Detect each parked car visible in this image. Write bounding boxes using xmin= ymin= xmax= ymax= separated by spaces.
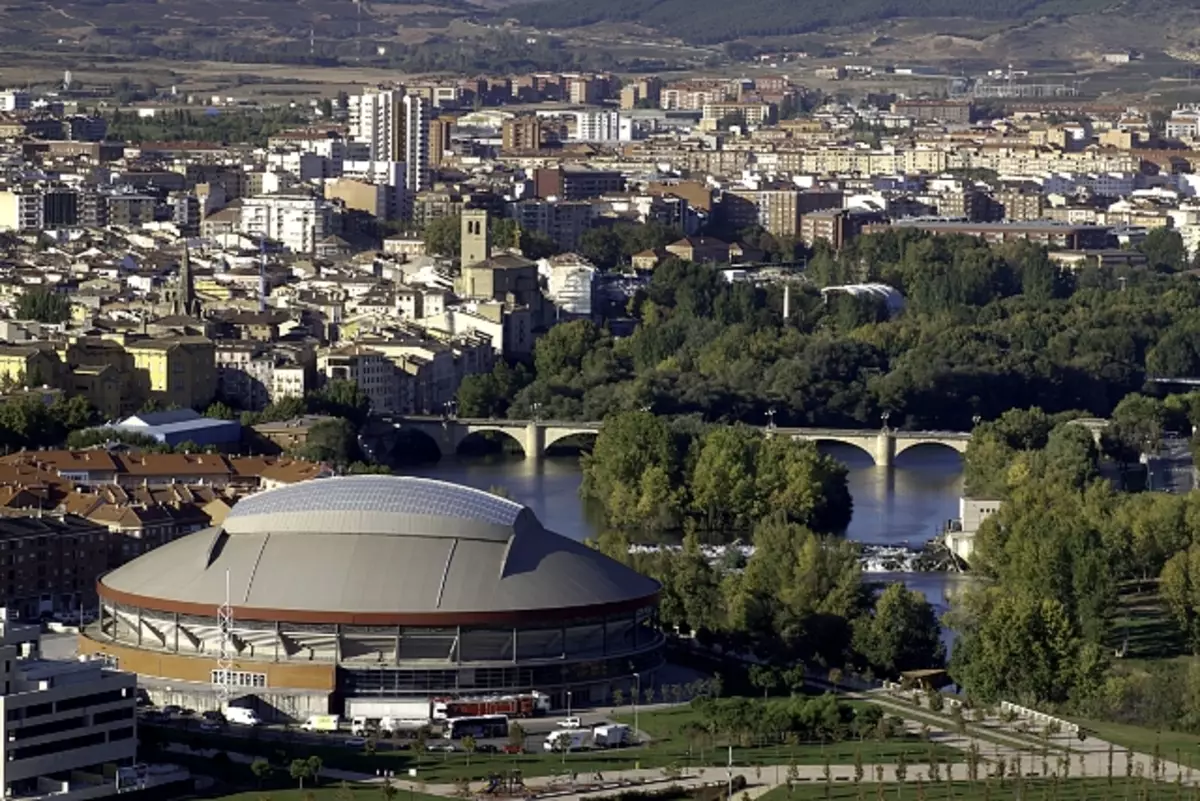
xmin=476 ymin=744 xmax=499 ymax=754
xmin=343 ymin=737 xmax=367 ymax=749
xmin=426 ymin=742 xmax=456 ymax=752
xmin=162 ymin=705 xmax=182 ymax=718
xmin=502 ymin=744 xmax=524 ymax=755
xmin=558 ymin=717 xmax=582 ymax=729
xmin=201 ymin=711 xmax=223 ymax=723
xmin=199 ymin=721 xmax=222 ymax=733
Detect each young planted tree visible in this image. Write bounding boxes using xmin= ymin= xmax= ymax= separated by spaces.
xmin=462 ymin=735 xmax=477 ymax=766
xmin=251 ymin=758 xmax=273 ymax=788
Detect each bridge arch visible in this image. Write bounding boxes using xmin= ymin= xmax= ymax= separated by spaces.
xmin=805 ymin=437 xmax=880 ymax=467
xmin=544 ymin=428 xmax=600 ymax=453
xmin=456 ymin=427 xmax=528 ymax=458
xmin=893 ymin=439 xmax=968 ymax=462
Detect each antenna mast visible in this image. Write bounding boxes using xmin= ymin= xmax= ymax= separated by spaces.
xmin=215 ymin=568 xmax=233 ymax=706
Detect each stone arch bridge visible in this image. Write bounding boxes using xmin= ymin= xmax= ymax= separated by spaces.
xmin=378 ymin=417 xmax=971 ymax=468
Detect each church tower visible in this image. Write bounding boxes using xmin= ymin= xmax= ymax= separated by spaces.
xmin=460 ymin=208 xmax=490 ymax=267
xmin=171 ymin=243 xmax=200 ymax=317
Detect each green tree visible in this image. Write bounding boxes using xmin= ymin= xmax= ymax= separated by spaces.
xmin=308 ymin=379 xmax=371 ymax=424
xmin=15 ymin=288 xmax=71 ymax=323
xmin=1139 ymin=227 xmax=1188 ymax=272
xmin=295 ymin=418 xmax=360 ymax=465
xmin=581 ymin=410 xmax=685 ymax=529
xmin=289 ymin=758 xmax=312 ymax=789
xmin=852 ymin=583 xmax=946 ymax=675
xmin=1161 ymin=543 xmax=1200 ymax=652
xmin=251 ymin=757 xmax=273 ymax=787
xmin=508 ymin=722 xmax=526 ymax=752
xmin=424 ymin=215 xmax=462 ymax=258
xmin=462 ymin=735 xmax=477 ymax=765
xmin=204 ymin=401 xmax=235 ymax=419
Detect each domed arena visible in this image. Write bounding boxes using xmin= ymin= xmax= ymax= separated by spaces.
xmin=80 ymin=476 xmax=663 ymax=720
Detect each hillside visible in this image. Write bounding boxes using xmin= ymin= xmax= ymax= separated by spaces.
xmin=508 ymin=0 xmax=1177 ymax=45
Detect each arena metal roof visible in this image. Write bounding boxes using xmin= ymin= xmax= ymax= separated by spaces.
xmin=99 ymin=476 xmax=660 ymax=625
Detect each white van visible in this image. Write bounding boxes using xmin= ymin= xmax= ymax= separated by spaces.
xmin=222 ymin=706 xmax=261 ymax=726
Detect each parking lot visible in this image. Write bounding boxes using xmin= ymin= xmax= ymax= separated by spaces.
xmin=139 ymin=706 xmax=626 ymax=756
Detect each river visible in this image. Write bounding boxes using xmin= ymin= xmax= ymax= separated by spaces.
xmin=400 ymin=443 xmax=970 ymax=647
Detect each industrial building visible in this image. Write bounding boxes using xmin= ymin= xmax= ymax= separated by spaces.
xmin=80 ymin=476 xmax=663 ymax=721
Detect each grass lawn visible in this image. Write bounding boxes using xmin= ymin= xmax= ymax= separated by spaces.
xmin=1071 ymin=719 xmax=1200 ymax=771
xmin=1107 ymin=582 xmax=1186 ymax=660
xmin=756 ymin=779 xmax=1199 ymax=801
xmin=611 ymin=707 xmax=961 ymax=768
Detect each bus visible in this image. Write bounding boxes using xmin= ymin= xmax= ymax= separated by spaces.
xmin=444 ymin=714 xmax=509 ymax=740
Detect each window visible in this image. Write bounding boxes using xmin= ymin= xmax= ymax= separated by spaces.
xmin=210 ymin=670 xmax=267 ymax=689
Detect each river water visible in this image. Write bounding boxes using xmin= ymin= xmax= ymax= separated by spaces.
xmin=400 ymin=443 xmax=971 ymax=644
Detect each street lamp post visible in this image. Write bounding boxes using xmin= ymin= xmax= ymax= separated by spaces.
xmin=766 ymin=407 xmax=777 ymax=431
xmin=881 ymin=411 xmax=891 ymax=432
xmin=972 ymin=414 xmax=981 ymax=428
xmin=567 ymin=690 xmax=573 ymax=720
xmin=532 ymin=402 xmax=543 ymax=422
xmin=632 ymin=672 xmax=641 ymax=744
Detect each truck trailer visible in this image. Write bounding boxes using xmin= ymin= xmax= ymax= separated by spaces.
xmin=433 ymin=692 xmax=549 ymax=720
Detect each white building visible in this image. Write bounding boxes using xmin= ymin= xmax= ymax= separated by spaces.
xmin=240 ymin=194 xmax=333 ymax=254
xmin=0 ymin=90 xmax=31 ymax=113
xmin=541 ymin=254 xmax=596 ymax=318
xmin=1037 ymin=172 xmax=1139 ymax=198
xmin=943 ymin=497 xmax=1001 ymax=565
xmin=349 ymin=90 xmax=430 ymax=196
xmin=401 ymin=94 xmax=431 ymax=195
xmin=572 ymin=110 xmax=623 ymax=142
xmin=266 ymin=151 xmax=331 ymax=182
xmin=0 ymin=610 xmax=142 ymax=801
xmin=1166 ymin=105 xmax=1200 ymax=139
xmin=350 ymin=89 xmax=401 ymax=161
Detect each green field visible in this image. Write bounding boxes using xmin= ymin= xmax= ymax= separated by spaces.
xmin=610 ymin=707 xmax=961 ymax=768
xmin=756 ymin=779 xmax=1200 ymax=801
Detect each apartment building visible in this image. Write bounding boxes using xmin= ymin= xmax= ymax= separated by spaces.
xmin=720 ymin=188 xmax=843 ymax=238
xmin=891 ymin=99 xmax=973 ymax=124
xmin=533 ymin=166 xmax=624 ymax=200
xmin=240 ymin=194 xmax=333 ymax=254
xmin=501 ymin=115 xmax=543 ymax=152
xmin=0 ymin=514 xmax=110 ymax=621
xmin=510 ymin=199 xmax=594 ymax=252
xmin=0 ymin=610 xmax=139 ymax=801
xmin=318 ymin=345 xmax=396 ymax=413
xmin=125 ymin=336 xmax=216 ymax=411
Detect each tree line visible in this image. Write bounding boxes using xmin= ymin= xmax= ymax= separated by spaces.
xmin=948 ymin=398 xmax=1200 ymax=737
xmin=458 ymin=228 xmax=1200 ymax=433
xmin=581 ymin=411 xmax=852 ymax=533
xmin=594 ymin=516 xmax=944 ymax=677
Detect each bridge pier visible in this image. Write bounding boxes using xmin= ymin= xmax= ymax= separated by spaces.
xmin=524 ymin=422 xmax=544 ymax=460
xmin=874 ymin=432 xmax=895 ymax=470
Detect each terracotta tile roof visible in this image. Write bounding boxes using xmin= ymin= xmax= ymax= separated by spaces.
xmin=111 ymin=453 xmax=232 ymax=477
